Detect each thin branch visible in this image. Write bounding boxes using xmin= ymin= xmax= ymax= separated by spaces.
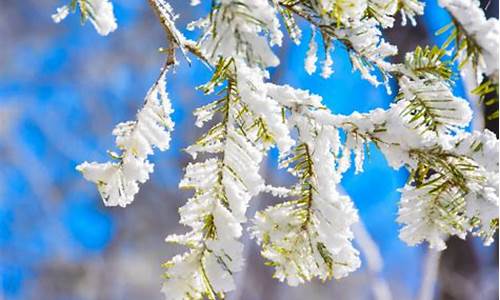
xmin=352 ymin=221 xmax=393 ymax=300
xmin=417 ymin=249 xmax=441 ymax=300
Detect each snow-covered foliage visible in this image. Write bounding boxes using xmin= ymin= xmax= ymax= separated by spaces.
xmin=54 ymin=0 xmax=499 ymax=298
xmin=191 ymin=0 xmax=283 ymax=67
xmin=161 ymin=59 xmax=268 ymax=299
xmin=251 ymin=100 xmax=361 ymax=285
xmin=292 ymin=0 xmax=417 ymax=86
xmin=397 ymin=130 xmax=499 ymax=250
xmin=439 ymin=0 xmax=499 ymax=82
xmin=399 ymin=0 xmax=425 ymax=26
xmin=304 ymin=27 xmax=318 ymax=75
xmin=52 ymin=0 xmax=117 ymax=36
xmin=77 ymin=67 xmax=174 ymax=207
xmin=319 ymin=98 xmax=497 ymax=250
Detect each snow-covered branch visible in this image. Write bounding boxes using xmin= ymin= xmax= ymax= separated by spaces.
xmin=438 ymin=0 xmax=499 ymax=83
xmin=313 ymin=96 xmax=498 ymax=250
xmin=51 ymin=0 xmax=499 ymax=298
xmin=76 ymin=64 xmax=174 ymax=207
xmin=162 ymin=59 xmax=268 ymax=299
xmin=74 ymin=0 xmax=185 ymax=207
xmin=251 ymin=117 xmax=361 ymax=285
xmin=436 ymin=0 xmax=499 ymax=119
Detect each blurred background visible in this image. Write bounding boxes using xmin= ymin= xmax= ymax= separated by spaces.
xmin=0 ymin=0 xmax=498 ymax=299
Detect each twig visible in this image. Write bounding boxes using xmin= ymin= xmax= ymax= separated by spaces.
xmin=417 ymin=249 xmax=441 ymax=300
